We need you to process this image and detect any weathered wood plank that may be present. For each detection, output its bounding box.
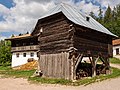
[54,54,57,78]
[67,53,70,80]
[39,53,70,79]
[64,52,67,79]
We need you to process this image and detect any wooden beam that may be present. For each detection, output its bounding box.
[89,57,93,65]
[95,56,99,65]
[99,57,105,64]
[91,56,99,77]
[74,54,83,80]
[100,57,110,73]
[75,54,83,71]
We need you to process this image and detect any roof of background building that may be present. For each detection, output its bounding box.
[112,39,120,46]
[6,34,31,40]
[39,3,117,37]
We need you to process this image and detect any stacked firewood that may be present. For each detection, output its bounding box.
[76,69,89,80]
[76,64,107,80]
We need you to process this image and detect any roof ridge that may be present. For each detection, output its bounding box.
[60,3,90,20]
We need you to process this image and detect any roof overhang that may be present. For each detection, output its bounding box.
[6,34,37,41]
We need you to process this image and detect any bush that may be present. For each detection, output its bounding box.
[0,40,12,66]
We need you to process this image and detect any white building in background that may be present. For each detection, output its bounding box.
[112,39,120,59]
[12,51,38,67]
[6,34,39,67]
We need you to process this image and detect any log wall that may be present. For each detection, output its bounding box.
[39,52,71,79]
[74,25,113,57]
[37,13,73,54]
[35,12,113,56]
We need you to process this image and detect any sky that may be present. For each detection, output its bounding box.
[0,0,120,40]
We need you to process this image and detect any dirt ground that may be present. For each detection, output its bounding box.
[110,63,120,69]
[0,77,120,90]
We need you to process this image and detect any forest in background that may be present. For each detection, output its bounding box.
[90,3,120,37]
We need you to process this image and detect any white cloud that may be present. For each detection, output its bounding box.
[76,1,99,15]
[0,0,119,35]
[0,4,10,19]
[0,4,10,14]
[0,0,73,33]
[97,0,120,9]
[0,0,56,33]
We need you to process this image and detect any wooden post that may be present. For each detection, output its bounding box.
[107,58,110,69]
[92,57,96,77]
[68,47,77,80]
[37,51,41,70]
[100,57,110,73]
[90,56,99,77]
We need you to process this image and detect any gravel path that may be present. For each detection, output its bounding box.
[0,77,120,90]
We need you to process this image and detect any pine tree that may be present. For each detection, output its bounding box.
[98,6,103,23]
[104,5,112,23]
[112,7,117,21]
[104,4,120,37]
[92,4,120,37]
[116,4,120,20]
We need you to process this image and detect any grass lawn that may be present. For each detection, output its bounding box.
[110,58,120,64]
[0,66,35,78]
[0,65,120,86]
[28,67,120,86]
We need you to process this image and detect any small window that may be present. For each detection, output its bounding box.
[116,48,119,55]
[23,53,26,57]
[16,53,19,58]
[37,52,39,57]
[30,53,34,57]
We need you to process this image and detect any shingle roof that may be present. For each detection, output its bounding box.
[39,3,117,37]
[112,39,120,46]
